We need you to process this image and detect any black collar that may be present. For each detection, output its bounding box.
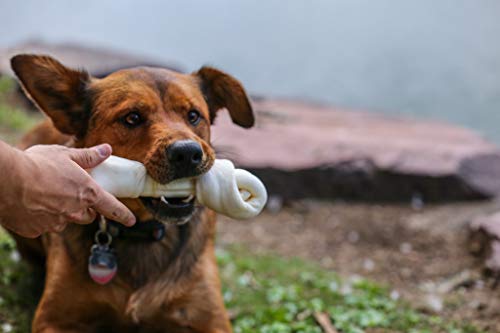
[106,219,166,242]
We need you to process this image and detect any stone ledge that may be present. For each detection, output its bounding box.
[212,98,500,201]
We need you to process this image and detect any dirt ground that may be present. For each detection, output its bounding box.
[217,199,500,332]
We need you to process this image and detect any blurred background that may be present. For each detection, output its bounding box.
[1,1,500,332]
[2,0,500,141]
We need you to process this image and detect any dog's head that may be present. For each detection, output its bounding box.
[11,54,254,224]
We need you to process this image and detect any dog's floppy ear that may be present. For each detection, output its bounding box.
[10,54,91,137]
[194,66,254,128]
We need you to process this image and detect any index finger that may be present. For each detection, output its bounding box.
[91,185,136,226]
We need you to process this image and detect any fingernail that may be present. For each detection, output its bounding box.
[96,144,110,158]
[127,215,136,226]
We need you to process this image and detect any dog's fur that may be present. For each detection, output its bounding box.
[10,54,254,333]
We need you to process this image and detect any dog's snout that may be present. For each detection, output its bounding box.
[167,140,203,170]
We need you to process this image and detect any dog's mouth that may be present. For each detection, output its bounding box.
[138,156,214,225]
[140,194,196,225]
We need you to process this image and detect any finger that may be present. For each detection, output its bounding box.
[68,144,113,169]
[68,208,97,225]
[91,186,136,226]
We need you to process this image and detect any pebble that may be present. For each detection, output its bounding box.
[340,283,353,295]
[475,279,485,290]
[363,258,375,271]
[411,193,424,210]
[347,231,360,243]
[425,294,444,313]
[329,281,339,292]
[390,290,400,300]
[400,242,413,254]
[266,195,283,214]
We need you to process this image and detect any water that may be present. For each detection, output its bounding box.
[2,0,500,142]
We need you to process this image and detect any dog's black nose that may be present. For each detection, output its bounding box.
[166,140,203,170]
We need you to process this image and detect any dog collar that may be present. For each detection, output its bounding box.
[88,217,165,285]
[106,219,166,242]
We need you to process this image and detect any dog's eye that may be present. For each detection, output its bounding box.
[187,109,201,126]
[122,112,143,127]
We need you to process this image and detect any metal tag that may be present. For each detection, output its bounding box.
[88,244,117,285]
[88,217,117,285]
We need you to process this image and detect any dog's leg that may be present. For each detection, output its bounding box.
[31,235,90,333]
[188,248,233,333]
[130,241,232,333]
[158,244,233,333]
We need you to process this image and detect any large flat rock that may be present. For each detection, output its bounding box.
[0,40,181,78]
[212,98,500,201]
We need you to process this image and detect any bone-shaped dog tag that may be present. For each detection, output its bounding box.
[88,244,117,285]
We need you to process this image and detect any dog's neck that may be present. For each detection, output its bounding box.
[77,208,210,289]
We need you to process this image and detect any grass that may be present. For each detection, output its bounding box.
[218,246,482,333]
[0,227,482,333]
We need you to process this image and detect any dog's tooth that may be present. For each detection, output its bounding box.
[160,196,170,204]
[182,194,195,203]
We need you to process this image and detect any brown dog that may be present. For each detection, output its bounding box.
[10,54,254,332]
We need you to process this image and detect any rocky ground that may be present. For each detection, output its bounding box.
[218,199,500,332]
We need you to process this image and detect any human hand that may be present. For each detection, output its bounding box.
[0,143,136,238]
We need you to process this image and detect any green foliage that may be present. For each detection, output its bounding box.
[0,75,14,95]
[218,247,483,333]
[0,76,38,132]
[0,229,38,333]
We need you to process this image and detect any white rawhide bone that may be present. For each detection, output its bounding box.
[89,156,267,219]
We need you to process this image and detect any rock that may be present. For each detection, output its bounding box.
[389,290,400,300]
[0,40,182,78]
[212,98,500,201]
[423,294,444,313]
[265,195,283,214]
[362,258,375,272]
[411,192,424,210]
[469,212,500,274]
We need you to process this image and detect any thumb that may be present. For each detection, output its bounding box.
[69,144,112,169]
